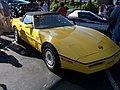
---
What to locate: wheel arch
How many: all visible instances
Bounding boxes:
[41,42,58,54]
[41,42,61,72]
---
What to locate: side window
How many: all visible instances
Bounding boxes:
[84,13,92,19]
[23,15,33,24]
[78,12,96,20]
[87,13,96,20]
[78,12,86,18]
[90,13,97,20]
[78,12,90,19]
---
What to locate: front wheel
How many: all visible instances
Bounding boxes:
[43,44,61,72]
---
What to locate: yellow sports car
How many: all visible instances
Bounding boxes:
[12,11,120,74]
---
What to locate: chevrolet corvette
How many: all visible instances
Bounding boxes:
[12,11,120,74]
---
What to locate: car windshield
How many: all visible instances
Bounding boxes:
[34,14,74,29]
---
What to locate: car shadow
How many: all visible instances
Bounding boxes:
[0,39,22,68]
[0,38,12,49]
[52,69,112,90]
[1,36,42,62]
[8,41,43,59]
[0,51,22,68]
[0,84,8,90]
[1,34,42,59]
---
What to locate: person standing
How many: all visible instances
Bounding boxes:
[110,3,120,45]
[0,1,4,45]
[36,1,44,11]
[56,2,67,17]
[1,0,12,33]
[98,2,107,17]
[42,1,49,11]
[106,4,115,18]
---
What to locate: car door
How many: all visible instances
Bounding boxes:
[20,15,35,46]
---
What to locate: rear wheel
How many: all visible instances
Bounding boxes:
[14,27,21,43]
[43,44,61,72]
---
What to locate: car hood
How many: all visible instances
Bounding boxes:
[39,26,119,62]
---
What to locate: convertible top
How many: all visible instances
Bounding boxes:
[25,11,58,16]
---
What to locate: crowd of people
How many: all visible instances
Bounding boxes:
[0,0,120,51]
[98,0,120,46]
[29,1,49,12]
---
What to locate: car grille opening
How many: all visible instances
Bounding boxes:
[88,62,104,68]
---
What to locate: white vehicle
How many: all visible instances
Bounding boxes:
[67,9,109,35]
[67,9,108,23]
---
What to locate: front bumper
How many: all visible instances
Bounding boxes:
[60,50,120,74]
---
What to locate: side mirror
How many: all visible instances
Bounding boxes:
[25,24,33,28]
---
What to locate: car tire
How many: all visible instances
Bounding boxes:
[14,27,21,43]
[43,44,61,72]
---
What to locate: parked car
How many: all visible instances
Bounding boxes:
[67,9,109,36]
[7,0,43,18]
[12,11,120,74]
[67,9,108,24]
[5,0,31,17]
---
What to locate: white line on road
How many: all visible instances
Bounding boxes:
[105,70,120,90]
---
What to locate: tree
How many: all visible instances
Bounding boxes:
[69,0,75,6]
[86,0,92,11]
[96,0,99,5]
[84,0,99,14]
[50,0,59,12]
[52,0,58,3]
